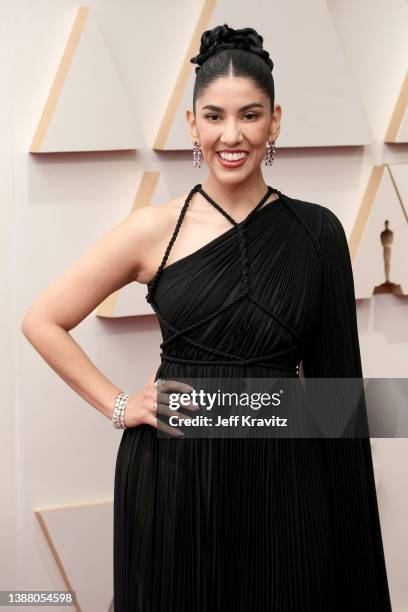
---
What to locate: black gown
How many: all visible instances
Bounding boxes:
[113,184,392,611]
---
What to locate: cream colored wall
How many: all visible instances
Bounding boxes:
[0,0,17,597]
[1,0,407,610]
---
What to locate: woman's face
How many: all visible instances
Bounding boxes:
[187,75,281,183]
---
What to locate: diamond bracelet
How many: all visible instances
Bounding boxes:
[112,391,130,429]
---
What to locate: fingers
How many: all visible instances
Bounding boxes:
[153,379,199,412]
[143,411,184,437]
[144,377,199,437]
[158,406,194,421]
[157,391,198,412]
[154,379,194,395]
[145,400,193,430]
[157,419,185,437]
[145,400,158,414]
[143,411,159,431]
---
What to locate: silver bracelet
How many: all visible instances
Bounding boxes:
[112,391,130,429]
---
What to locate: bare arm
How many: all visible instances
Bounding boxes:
[21,207,157,422]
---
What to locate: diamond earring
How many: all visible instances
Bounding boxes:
[192,141,202,168]
[264,140,276,166]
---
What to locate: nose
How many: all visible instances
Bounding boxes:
[219,119,243,146]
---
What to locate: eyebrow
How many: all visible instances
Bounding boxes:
[200,103,264,112]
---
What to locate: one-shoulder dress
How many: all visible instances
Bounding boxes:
[113,184,392,611]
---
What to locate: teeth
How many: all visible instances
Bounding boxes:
[219,151,248,161]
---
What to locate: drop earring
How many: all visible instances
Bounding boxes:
[192,141,202,168]
[264,140,276,166]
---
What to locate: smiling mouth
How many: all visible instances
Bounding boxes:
[217,151,249,161]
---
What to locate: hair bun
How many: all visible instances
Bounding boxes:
[190,24,274,73]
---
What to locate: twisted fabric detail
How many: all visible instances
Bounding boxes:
[144,184,321,374]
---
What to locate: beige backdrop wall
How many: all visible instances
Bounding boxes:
[1,0,407,610]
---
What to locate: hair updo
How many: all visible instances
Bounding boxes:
[190,24,275,114]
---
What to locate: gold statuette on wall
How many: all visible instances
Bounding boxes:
[373,219,404,295]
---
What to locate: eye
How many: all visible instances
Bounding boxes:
[244,112,259,120]
[205,113,220,122]
[204,112,260,122]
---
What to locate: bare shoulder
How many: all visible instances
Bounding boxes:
[132,192,188,284]
[131,194,185,234]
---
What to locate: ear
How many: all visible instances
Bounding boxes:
[186,108,199,144]
[269,103,282,142]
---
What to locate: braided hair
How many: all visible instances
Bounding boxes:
[190,24,275,114]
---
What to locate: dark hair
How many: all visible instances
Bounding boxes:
[190,24,275,115]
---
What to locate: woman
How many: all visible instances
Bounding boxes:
[22,24,392,612]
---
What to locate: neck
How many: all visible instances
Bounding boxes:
[201,172,274,211]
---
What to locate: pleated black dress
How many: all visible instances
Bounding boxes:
[113,184,392,611]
